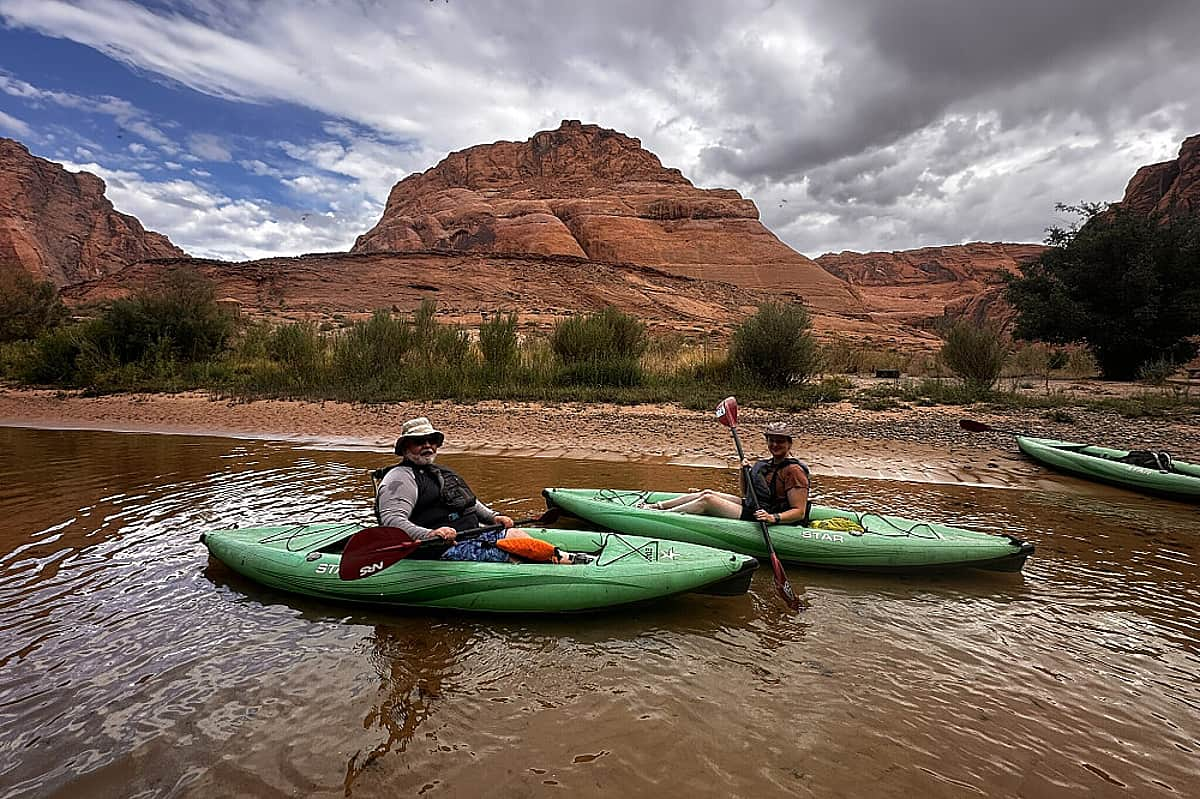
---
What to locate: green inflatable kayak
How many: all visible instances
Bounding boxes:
[201,524,756,613]
[1016,435,1200,502]
[543,488,1034,573]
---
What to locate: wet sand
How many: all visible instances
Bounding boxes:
[2,386,1197,493]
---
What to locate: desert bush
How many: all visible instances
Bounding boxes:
[331,310,413,387]
[267,321,325,385]
[729,302,819,388]
[0,271,67,343]
[939,321,1008,394]
[1063,347,1099,378]
[1137,357,1176,386]
[18,323,89,384]
[93,268,233,364]
[479,311,520,377]
[820,337,906,376]
[551,306,647,386]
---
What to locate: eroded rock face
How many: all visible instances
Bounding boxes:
[0,138,185,286]
[353,120,863,312]
[1118,134,1200,222]
[815,242,1046,328]
[61,250,935,347]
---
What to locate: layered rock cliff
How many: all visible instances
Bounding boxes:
[1118,134,1200,222]
[815,243,1045,328]
[0,138,186,287]
[353,120,863,313]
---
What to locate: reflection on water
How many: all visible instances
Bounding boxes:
[0,425,1197,798]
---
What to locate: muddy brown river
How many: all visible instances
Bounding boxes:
[0,425,1196,798]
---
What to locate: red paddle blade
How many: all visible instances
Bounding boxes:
[716,396,739,428]
[339,526,420,580]
[770,554,803,611]
[959,419,990,433]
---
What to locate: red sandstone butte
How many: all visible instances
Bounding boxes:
[353,120,864,314]
[0,137,186,287]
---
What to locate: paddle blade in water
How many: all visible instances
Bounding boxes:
[338,526,420,580]
[770,553,803,611]
[716,396,739,428]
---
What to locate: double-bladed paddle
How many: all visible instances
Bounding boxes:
[338,507,561,580]
[716,396,802,611]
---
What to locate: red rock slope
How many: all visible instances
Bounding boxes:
[353,120,863,314]
[816,242,1046,328]
[0,138,186,287]
[1117,134,1200,222]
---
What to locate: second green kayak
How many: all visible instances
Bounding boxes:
[543,488,1034,573]
[1016,435,1200,502]
[202,524,757,613]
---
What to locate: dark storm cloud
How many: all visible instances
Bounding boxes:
[699,0,1200,182]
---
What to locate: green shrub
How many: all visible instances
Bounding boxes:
[1137,357,1175,386]
[551,307,647,386]
[268,321,325,384]
[19,324,88,384]
[939,321,1008,394]
[331,310,413,387]
[479,311,520,380]
[93,268,233,364]
[729,301,819,388]
[0,271,67,342]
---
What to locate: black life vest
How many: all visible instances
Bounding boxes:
[743,457,811,519]
[375,461,481,531]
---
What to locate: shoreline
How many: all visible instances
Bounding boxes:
[3,387,1198,492]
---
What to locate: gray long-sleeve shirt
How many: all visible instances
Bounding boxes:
[376,465,497,540]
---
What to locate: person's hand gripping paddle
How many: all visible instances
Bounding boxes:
[716,396,802,611]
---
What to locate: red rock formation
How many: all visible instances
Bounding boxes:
[62,251,799,337]
[354,120,863,313]
[61,250,933,346]
[0,137,185,286]
[1118,134,1200,222]
[816,243,1046,328]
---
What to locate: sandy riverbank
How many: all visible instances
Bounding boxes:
[2,387,1198,492]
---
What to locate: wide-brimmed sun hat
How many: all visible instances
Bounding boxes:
[763,421,798,440]
[394,416,445,453]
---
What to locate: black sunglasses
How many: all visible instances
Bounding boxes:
[407,435,442,447]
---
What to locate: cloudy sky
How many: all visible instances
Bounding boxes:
[1,0,1198,261]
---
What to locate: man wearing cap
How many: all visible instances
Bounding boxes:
[376,416,521,562]
[639,420,810,525]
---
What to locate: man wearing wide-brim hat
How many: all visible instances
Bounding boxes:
[376,417,582,563]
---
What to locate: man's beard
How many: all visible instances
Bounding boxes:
[408,449,437,466]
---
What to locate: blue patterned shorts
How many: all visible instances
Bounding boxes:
[440,529,510,563]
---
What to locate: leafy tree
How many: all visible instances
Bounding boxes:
[729,301,819,388]
[1005,204,1200,379]
[0,270,67,342]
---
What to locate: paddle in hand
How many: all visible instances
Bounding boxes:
[337,508,563,580]
[716,396,803,611]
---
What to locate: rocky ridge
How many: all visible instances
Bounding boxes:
[0,138,186,286]
[1118,134,1200,222]
[815,242,1046,328]
[353,120,864,314]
